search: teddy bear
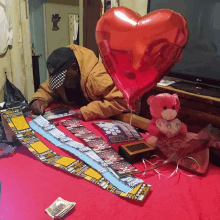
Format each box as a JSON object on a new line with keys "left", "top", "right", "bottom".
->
{"left": 146, "top": 93, "right": 187, "bottom": 147}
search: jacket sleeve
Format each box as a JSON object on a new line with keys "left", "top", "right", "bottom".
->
{"left": 29, "top": 80, "right": 57, "bottom": 107}
{"left": 80, "top": 71, "right": 129, "bottom": 121}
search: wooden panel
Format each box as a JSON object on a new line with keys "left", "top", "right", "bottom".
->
{"left": 19, "top": 0, "right": 35, "bottom": 101}
{"left": 83, "top": 0, "right": 101, "bottom": 57}
{"left": 156, "top": 84, "right": 220, "bottom": 105}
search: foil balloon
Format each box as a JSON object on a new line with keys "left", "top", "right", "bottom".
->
{"left": 96, "top": 7, "right": 189, "bottom": 110}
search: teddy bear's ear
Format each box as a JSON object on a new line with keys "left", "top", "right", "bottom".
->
{"left": 172, "top": 93, "right": 179, "bottom": 99}
{"left": 147, "top": 95, "right": 155, "bottom": 105}
{"left": 172, "top": 93, "right": 180, "bottom": 108}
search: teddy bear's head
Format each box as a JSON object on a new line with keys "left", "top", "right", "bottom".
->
{"left": 147, "top": 93, "right": 180, "bottom": 120}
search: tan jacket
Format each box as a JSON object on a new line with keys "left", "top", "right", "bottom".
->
{"left": 30, "top": 44, "right": 129, "bottom": 121}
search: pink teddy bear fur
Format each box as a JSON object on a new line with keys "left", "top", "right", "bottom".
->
{"left": 146, "top": 93, "right": 187, "bottom": 146}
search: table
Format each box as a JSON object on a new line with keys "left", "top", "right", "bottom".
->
{"left": 1, "top": 105, "right": 220, "bottom": 220}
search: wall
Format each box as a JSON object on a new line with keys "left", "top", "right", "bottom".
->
{"left": 29, "top": 0, "right": 80, "bottom": 83}
{"left": 47, "top": 0, "right": 78, "bottom": 5}
{"left": 45, "top": 1, "right": 79, "bottom": 57}
{"left": 0, "top": 0, "right": 34, "bottom": 102}
{"left": 119, "top": 0, "right": 148, "bottom": 16}
{"left": 101, "top": 0, "right": 149, "bottom": 16}
{"left": 46, "top": 0, "right": 82, "bottom": 47}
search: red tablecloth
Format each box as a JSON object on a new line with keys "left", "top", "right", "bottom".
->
{"left": 1, "top": 107, "right": 220, "bottom": 220}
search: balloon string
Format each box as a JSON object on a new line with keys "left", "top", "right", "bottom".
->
{"left": 141, "top": 156, "right": 200, "bottom": 180}
{"left": 175, "top": 156, "right": 200, "bottom": 178}
{"left": 127, "top": 109, "right": 133, "bottom": 142}
{"left": 142, "top": 157, "right": 169, "bottom": 180}
{"left": 129, "top": 109, "right": 133, "bottom": 126}
{"left": 120, "top": 155, "right": 200, "bottom": 179}
{"left": 120, "top": 158, "right": 169, "bottom": 178}
{"left": 165, "top": 156, "right": 200, "bottom": 179}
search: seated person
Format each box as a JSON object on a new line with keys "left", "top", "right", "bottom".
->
{"left": 30, "top": 44, "right": 130, "bottom": 121}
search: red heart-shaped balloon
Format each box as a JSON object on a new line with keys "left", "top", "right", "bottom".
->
{"left": 96, "top": 7, "right": 189, "bottom": 110}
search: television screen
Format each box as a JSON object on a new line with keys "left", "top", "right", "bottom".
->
{"left": 148, "top": 0, "right": 220, "bottom": 87}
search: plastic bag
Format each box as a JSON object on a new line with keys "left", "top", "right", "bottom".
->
{"left": 0, "top": 76, "right": 25, "bottom": 156}
{"left": 0, "top": 121, "right": 20, "bottom": 157}
{"left": 4, "top": 77, "right": 30, "bottom": 117}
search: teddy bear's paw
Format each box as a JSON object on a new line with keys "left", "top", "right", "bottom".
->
{"left": 146, "top": 136, "right": 158, "bottom": 147}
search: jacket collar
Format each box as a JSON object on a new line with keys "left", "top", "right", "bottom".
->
{"left": 68, "top": 44, "right": 99, "bottom": 101}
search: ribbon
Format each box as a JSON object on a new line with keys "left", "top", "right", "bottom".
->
{"left": 141, "top": 155, "right": 200, "bottom": 180}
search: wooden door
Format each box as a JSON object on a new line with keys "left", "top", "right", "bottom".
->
{"left": 83, "top": 0, "right": 101, "bottom": 57}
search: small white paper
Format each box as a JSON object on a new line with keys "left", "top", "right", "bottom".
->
{"left": 157, "top": 79, "right": 176, "bottom": 86}
{"left": 0, "top": 102, "right": 5, "bottom": 108}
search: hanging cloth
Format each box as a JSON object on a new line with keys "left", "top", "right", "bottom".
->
{"left": 0, "top": 0, "right": 13, "bottom": 55}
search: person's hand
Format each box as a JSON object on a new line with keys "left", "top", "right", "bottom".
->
{"left": 74, "top": 110, "right": 85, "bottom": 121}
{"left": 30, "top": 100, "right": 47, "bottom": 115}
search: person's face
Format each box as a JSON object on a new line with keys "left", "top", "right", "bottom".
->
{"left": 63, "top": 63, "right": 79, "bottom": 89}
